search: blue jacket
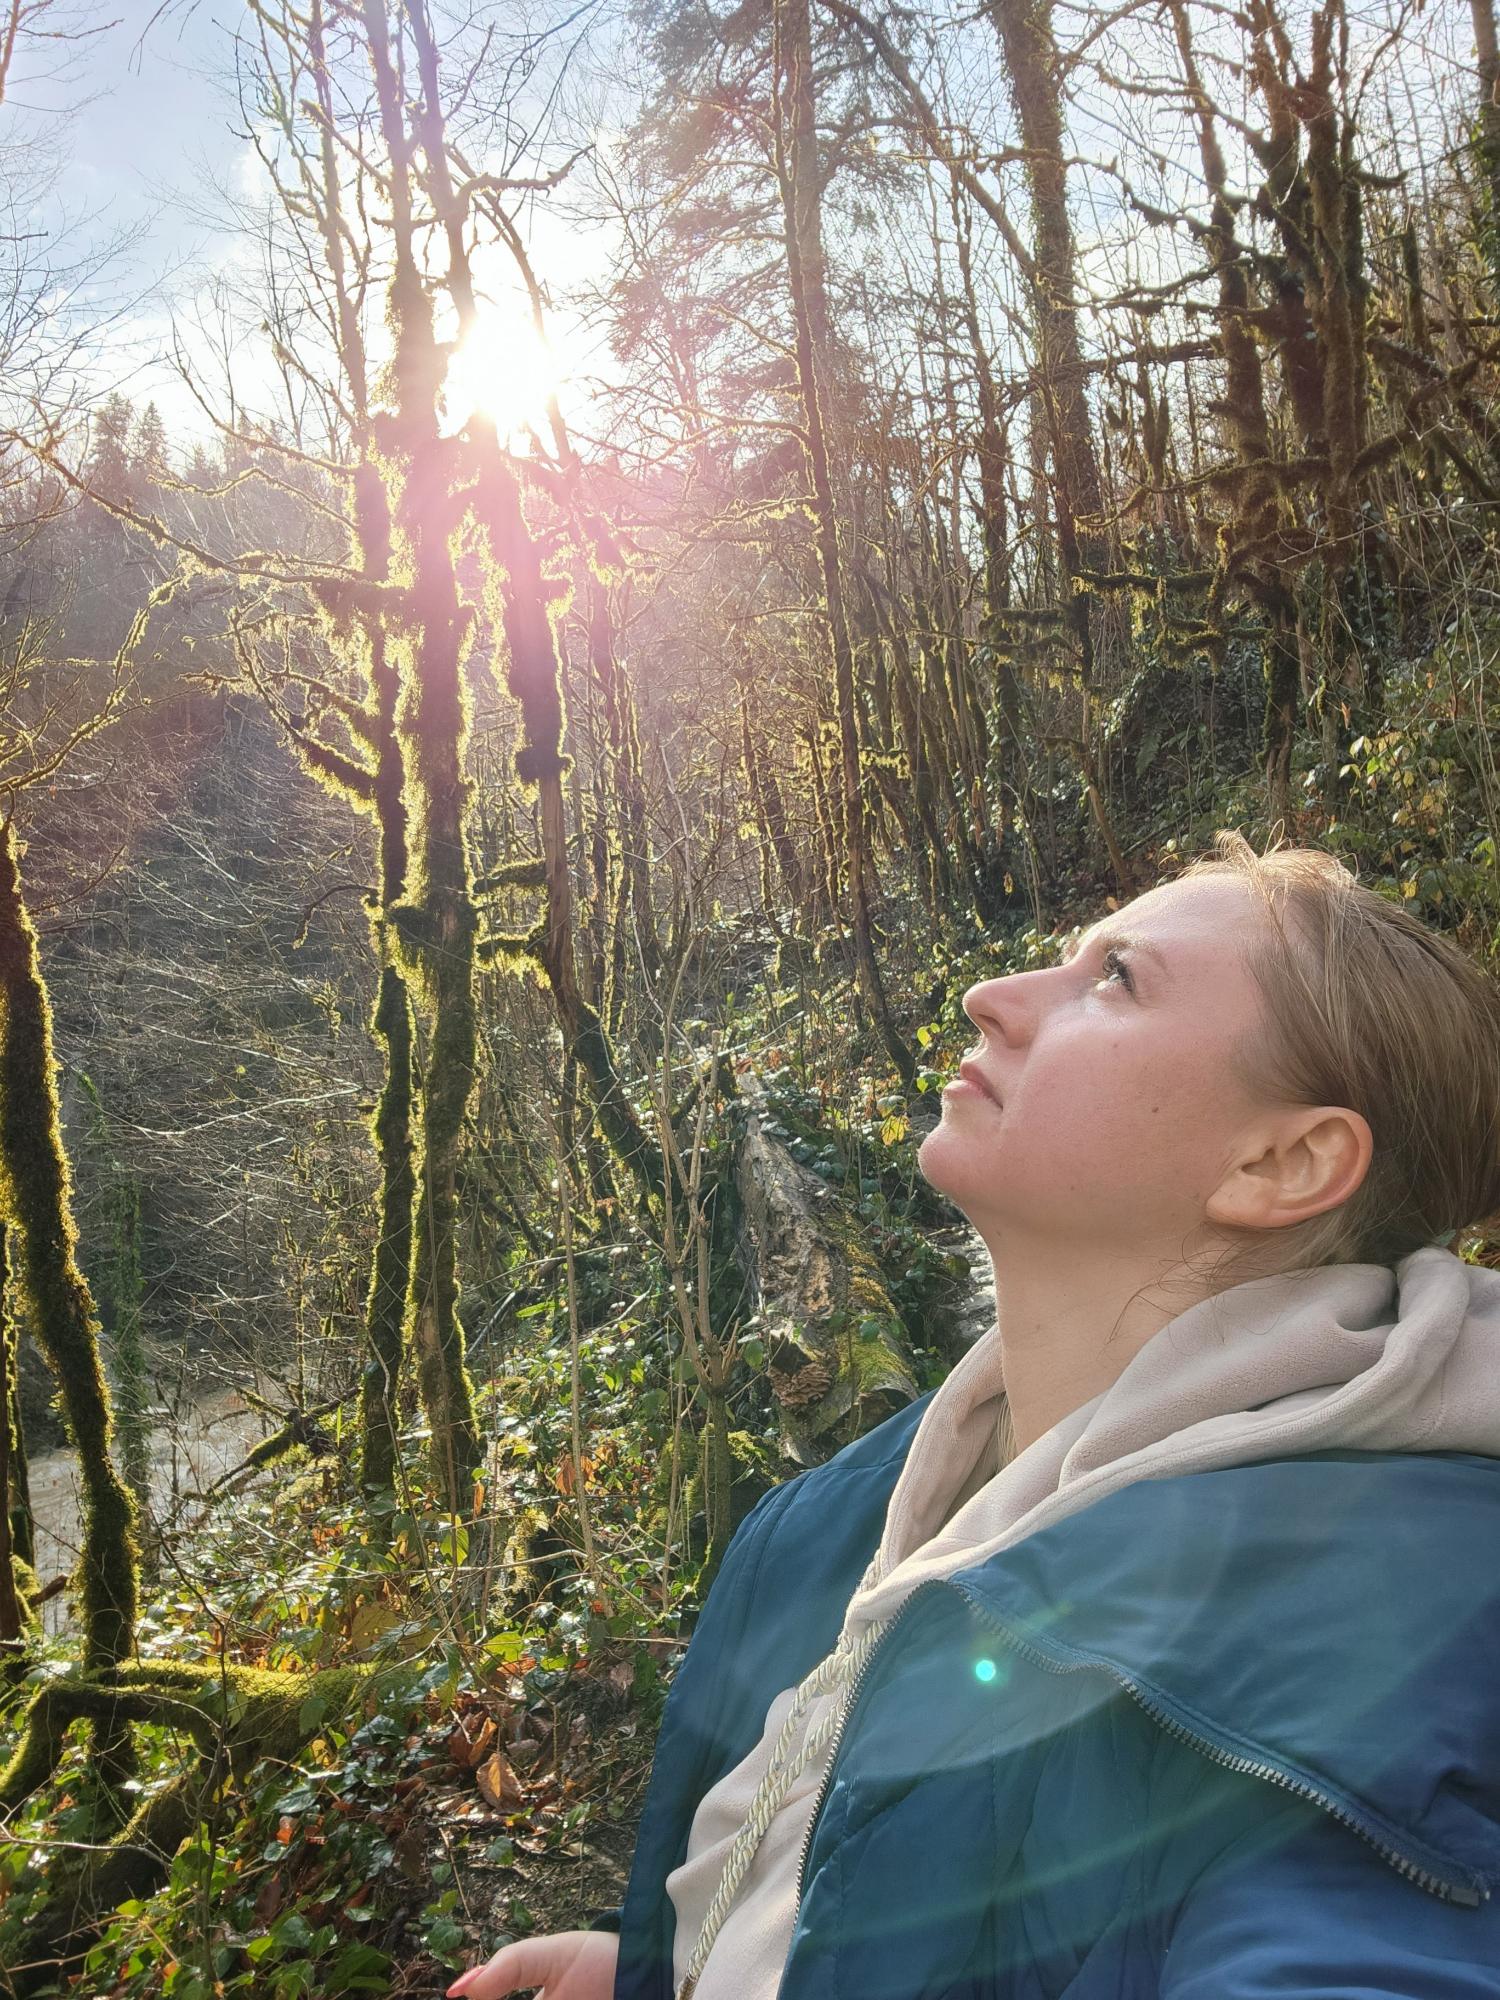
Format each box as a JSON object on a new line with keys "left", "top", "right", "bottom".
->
{"left": 614, "top": 1396, "right": 1500, "bottom": 1998}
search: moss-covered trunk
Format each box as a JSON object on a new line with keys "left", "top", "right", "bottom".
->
{"left": 4, "top": 1269, "right": 31, "bottom": 1577}
{"left": 0, "top": 1660, "right": 390, "bottom": 1992}
{"left": 356, "top": 588, "right": 417, "bottom": 1497}
{"left": 393, "top": 446, "right": 483, "bottom": 1513}
{"left": 0, "top": 1226, "right": 23, "bottom": 1649}
{"left": 475, "top": 457, "right": 663, "bottom": 1204}
{"left": 363, "top": 0, "right": 482, "bottom": 1512}
{"left": 0, "top": 818, "right": 137, "bottom": 1769}
{"left": 360, "top": 956, "right": 415, "bottom": 1495}
{"left": 302, "top": 10, "right": 421, "bottom": 1503}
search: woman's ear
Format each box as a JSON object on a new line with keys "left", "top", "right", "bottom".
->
{"left": 1206, "top": 1106, "right": 1373, "bottom": 1234}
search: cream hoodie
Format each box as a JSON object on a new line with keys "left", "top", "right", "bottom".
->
{"left": 667, "top": 1247, "right": 1500, "bottom": 2000}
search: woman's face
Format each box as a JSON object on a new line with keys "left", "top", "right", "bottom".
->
{"left": 919, "top": 874, "right": 1278, "bottom": 1253}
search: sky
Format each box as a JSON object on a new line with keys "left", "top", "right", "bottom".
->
{"left": 19, "top": 3, "right": 248, "bottom": 429}
{"left": 7, "top": 0, "right": 1476, "bottom": 460}
{"left": 55, "top": 3, "right": 242, "bottom": 249}
{"left": 11, "top": 0, "right": 621, "bottom": 450}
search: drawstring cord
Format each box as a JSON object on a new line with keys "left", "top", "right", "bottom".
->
{"left": 674, "top": 1401, "right": 1014, "bottom": 1998}
{"left": 675, "top": 1563, "right": 890, "bottom": 1999}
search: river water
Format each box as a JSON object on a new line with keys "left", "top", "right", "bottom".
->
{"left": 26, "top": 1387, "right": 268, "bottom": 1631}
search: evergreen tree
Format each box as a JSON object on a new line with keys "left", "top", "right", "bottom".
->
{"left": 132, "top": 404, "right": 170, "bottom": 494}
{"left": 84, "top": 395, "right": 137, "bottom": 514}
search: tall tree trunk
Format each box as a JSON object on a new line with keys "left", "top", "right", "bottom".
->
{"left": 0, "top": 1226, "right": 22, "bottom": 1650}
{"left": 588, "top": 583, "right": 660, "bottom": 994}
{"left": 474, "top": 460, "right": 664, "bottom": 1203}
{"left": 0, "top": 820, "right": 137, "bottom": 1780}
{"left": 307, "top": 7, "right": 417, "bottom": 1502}
{"left": 1262, "top": 594, "right": 1302, "bottom": 830}
{"left": 774, "top": 0, "right": 915, "bottom": 1086}
{"left": 1169, "top": 0, "right": 1293, "bottom": 824}
{"left": 365, "top": 0, "right": 482, "bottom": 1510}
{"left": 741, "top": 685, "right": 806, "bottom": 912}
{"left": 401, "top": 0, "right": 661, "bottom": 1215}
{"left": 360, "top": 956, "right": 415, "bottom": 1495}
{"left": 1471, "top": 0, "right": 1500, "bottom": 257}
{"left": 5, "top": 1269, "right": 30, "bottom": 1574}
{"left": 984, "top": 0, "right": 1106, "bottom": 678}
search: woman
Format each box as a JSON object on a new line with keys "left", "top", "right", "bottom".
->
{"left": 451, "top": 834, "right": 1500, "bottom": 1999}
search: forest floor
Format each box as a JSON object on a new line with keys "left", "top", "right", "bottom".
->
{"left": 379, "top": 1657, "right": 648, "bottom": 1991}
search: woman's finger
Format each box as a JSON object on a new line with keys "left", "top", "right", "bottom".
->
{"left": 446, "top": 1935, "right": 553, "bottom": 1998}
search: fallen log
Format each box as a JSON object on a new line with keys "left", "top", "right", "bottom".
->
{"left": 733, "top": 1081, "right": 919, "bottom": 1464}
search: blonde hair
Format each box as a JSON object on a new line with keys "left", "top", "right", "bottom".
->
{"left": 1178, "top": 830, "right": 1500, "bottom": 1271}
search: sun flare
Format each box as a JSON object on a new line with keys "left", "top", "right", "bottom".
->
{"left": 444, "top": 313, "right": 563, "bottom": 441}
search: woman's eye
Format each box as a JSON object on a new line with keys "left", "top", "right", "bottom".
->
{"left": 1099, "top": 948, "right": 1133, "bottom": 992}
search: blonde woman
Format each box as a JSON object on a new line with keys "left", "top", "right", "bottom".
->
{"left": 452, "top": 834, "right": 1500, "bottom": 2000}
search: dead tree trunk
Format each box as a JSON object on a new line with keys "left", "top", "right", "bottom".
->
{"left": 734, "top": 1081, "right": 918, "bottom": 1464}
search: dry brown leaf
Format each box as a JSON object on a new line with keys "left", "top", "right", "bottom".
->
{"left": 476, "top": 1747, "right": 524, "bottom": 1810}
{"left": 448, "top": 1714, "right": 498, "bottom": 1769}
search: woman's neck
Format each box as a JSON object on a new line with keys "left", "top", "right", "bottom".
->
{"left": 989, "top": 1238, "right": 1215, "bottom": 1453}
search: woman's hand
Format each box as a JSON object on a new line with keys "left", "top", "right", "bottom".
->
{"left": 445, "top": 1927, "right": 619, "bottom": 1999}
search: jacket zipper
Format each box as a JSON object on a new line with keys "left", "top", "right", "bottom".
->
{"left": 790, "top": 1579, "right": 1489, "bottom": 1927}
{"left": 790, "top": 1590, "right": 927, "bottom": 1922}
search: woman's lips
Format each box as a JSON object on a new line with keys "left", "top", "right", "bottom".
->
{"left": 950, "top": 1058, "right": 1002, "bottom": 1107}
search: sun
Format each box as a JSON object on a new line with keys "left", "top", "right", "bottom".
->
{"left": 444, "top": 312, "right": 563, "bottom": 442}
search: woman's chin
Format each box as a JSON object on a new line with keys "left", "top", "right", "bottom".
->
{"left": 917, "top": 1121, "right": 985, "bottom": 1205}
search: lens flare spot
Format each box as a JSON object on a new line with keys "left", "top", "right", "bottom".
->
{"left": 974, "top": 1657, "right": 999, "bottom": 1684}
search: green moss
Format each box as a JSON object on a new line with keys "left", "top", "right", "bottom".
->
{"left": 360, "top": 960, "right": 414, "bottom": 1497}
{"left": 0, "top": 822, "right": 137, "bottom": 1789}
{"left": 0, "top": 1225, "right": 32, "bottom": 1640}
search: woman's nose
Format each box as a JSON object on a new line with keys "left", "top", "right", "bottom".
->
{"left": 962, "top": 974, "right": 1031, "bottom": 1045}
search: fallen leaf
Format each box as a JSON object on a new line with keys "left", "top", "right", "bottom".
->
{"left": 476, "top": 1748, "right": 524, "bottom": 1811}
{"left": 448, "top": 1714, "right": 498, "bottom": 1769}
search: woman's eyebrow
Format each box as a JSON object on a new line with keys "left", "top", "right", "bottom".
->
{"left": 1064, "top": 930, "right": 1169, "bottom": 974}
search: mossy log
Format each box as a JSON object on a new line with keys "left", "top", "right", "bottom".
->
{"left": 733, "top": 1083, "right": 918, "bottom": 1464}
{"left": 0, "top": 1659, "right": 397, "bottom": 1993}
